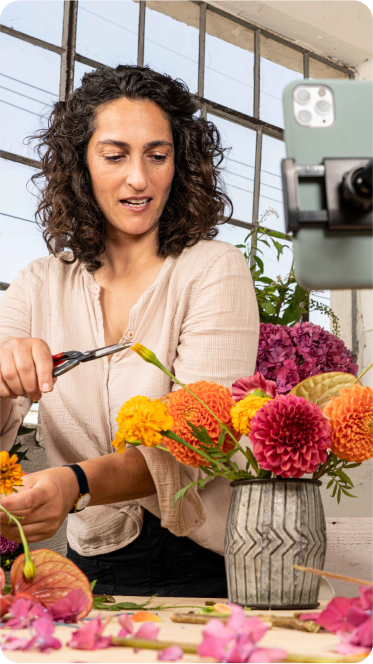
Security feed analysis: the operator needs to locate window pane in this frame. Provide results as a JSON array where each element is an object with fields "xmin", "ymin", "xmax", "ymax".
[
  {"xmin": 0, "ymin": 34, "xmax": 60, "ymax": 159},
  {"xmin": 76, "ymin": 1, "xmax": 139, "ymax": 67},
  {"xmin": 216, "ymin": 222, "xmax": 251, "ymax": 250},
  {"xmin": 145, "ymin": 2, "xmax": 199, "ymax": 93},
  {"xmin": 208, "ymin": 114, "xmax": 256, "ymax": 224},
  {"xmin": 309, "ymin": 59, "xmax": 349, "ymax": 80},
  {"xmin": 0, "ymin": 158, "xmax": 48, "ymax": 285},
  {"xmin": 1, "ymin": 1, "xmax": 64, "ymax": 46},
  {"xmin": 74, "ymin": 61, "xmax": 96, "ymax": 90},
  {"xmin": 260, "ymin": 36, "xmax": 303, "ymax": 128},
  {"xmin": 205, "ymin": 10, "xmax": 254, "ymax": 115},
  {"xmin": 309, "ymin": 291, "xmax": 331, "ymax": 331},
  {"xmin": 258, "ymin": 134, "xmax": 286, "ymax": 232}
]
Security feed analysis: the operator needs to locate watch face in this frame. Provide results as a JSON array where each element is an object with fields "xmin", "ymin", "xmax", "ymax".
[{"xmin": 75, "ymin": 493, "xmax": 91, "ymax": 511}]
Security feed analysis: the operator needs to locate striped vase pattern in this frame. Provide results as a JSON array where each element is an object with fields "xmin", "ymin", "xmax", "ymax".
[{"xmin": 225, "ymin": 479, "xmax": 327, "ymax": 609}]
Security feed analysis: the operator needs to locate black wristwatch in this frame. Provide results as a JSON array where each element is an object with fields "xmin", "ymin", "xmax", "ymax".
[{"xmin": 63, "ymin": 464, "xmax": 91, "ymax": 513}]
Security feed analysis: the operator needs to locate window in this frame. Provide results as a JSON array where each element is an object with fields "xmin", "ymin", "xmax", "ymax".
[{"xmin": 0, "ymin": 0, "xmax": 353, "ymax": 336}]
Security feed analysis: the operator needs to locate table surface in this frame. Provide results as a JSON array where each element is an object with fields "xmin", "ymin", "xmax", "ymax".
[{"xmin": 1, "ymin": 596, "xmax": 369, "ymax": 663}]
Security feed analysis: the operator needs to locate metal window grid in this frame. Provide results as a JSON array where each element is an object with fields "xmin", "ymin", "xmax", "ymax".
[{"xmin": 0, "ymin": 0, "xmax": 355, "ymax": 301}]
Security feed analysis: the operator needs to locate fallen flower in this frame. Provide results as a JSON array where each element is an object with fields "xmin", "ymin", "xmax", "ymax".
[
  {"xmin": 136, "ymin": 623, "xmax": 160, "ymax": 641},
  {"xmin": 333, "ymin": 626, "xmax": 372, "ymax": 656},
  {"xmin": 68, "ymin": 615, "xmax": 112, "ymax": 650},
  {"xmin": 131, "ymin": 610, "xmax": 162, "ymax": 622},
  {"xmin": 49, "ymin": 588, "xmax": 88, "ymax": 623},
  {"xmin": 2, "ymin": 617, "xmax": 61, "ymax": 653},
  {"xmin": 158, "ymin": 645, "xmax": 184, "ymax": 661},
  {"xmin": 118, "ymin": 613, "xmax": 134, "ymax": 637},
  {"xmin": 5, "ymin": 597, "xmax": 49, "ymax": 629},
  {"xmin": 309, "ymin": 596, "xmax": 358, "ymax": 633}
]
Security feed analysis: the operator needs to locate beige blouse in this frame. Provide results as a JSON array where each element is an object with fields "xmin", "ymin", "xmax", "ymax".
[{"xmin": 0, "ymin": 239, "xmax": 259, "ymax": 557}]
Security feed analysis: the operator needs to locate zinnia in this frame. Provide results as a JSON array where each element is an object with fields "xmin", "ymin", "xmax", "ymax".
[
  {"xmin": 164, "ymin": 381, "xmax": 240, "ymax": 468},
  {"xmin": 231, "ymin": 395, "xmax": 272, "ymax": 436},
  {"xmin": 249, "ymin": 394, "xmax": 331, "ymax": 478},
  {"xmin": 0, "ymin": 451, "xmax": 25, "ymax": 495},
  {"xmin": 324, "ymin": 384, "xmax": 373, "ymax": 462},
  {"xmin": 112, "ymin": 396, "xmax": 174, "ymax": 453}
]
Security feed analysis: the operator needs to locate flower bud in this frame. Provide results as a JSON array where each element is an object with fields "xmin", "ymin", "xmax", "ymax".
[
  {"xmin": 23, "ymin": 559, "xmax": 36, "ymax": 581},
  {"xmin": 131, "ymin": 343, "xmax": 157, "ymax": 364}
]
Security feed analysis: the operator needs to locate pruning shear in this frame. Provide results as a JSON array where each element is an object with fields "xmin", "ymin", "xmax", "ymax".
[{"xmin": 52, "ymin": 342, "xmax": 132, "ymax": 378}]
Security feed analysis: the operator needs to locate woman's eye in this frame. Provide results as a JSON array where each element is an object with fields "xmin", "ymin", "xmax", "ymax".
[
  {"xmin": 105, "ymin": 155, "xmax": 123, "ymax": 162},
  {"xmin": 150, "ymin": 155, "xmax": 167, "ymax": 162}
]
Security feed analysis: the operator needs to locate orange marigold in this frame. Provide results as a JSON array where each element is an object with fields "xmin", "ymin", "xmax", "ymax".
[
  {"xmin": 324, "ymin": 384, "xmax": 373, "ymax": 462},
  {"xmin": 0, "ymin": 451, "xmax": 25, "ymax": 495},
  {"xmin": 164, "ymin": 381, "xmax": 241, "ymax": 468}
]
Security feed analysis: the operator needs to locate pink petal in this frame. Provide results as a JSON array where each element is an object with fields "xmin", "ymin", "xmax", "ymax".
[
  {"xmin": 350, "ymin": 618, "xmax": 373, "ymax": 648},
  {"xmin": 346, "ymin": 604, "xmax": 369, "ymax": 627},
  {"xmin": 204, "ymin": 618, "xmax": 233, "ymax": 644},
  {"xmin": 248, "ymin": 647, "xmax": 287, "ymax": 663},
  {"xmin": 198, "ymin": 636, "xmax": 226, "ymax": 660},
  {"xmin": 1, "ymin": 636, "xmax": 30, "ymax": 650},
  {"xmin": 50, "ymin": 588, "xmax": 88, "ymax": 622},
  {"xmin": 136, "ymin": 623, "xmax": 159, "ymax": 640},
  {"xmin": 33, "ymin": 617, "xmax": 55, "ymax": 639},
  {"xmin": 158, "ymin": 645, "xmax": 184, "ymax": 661},
  {"xmin": 226, "ymin": 604, "xmax": 246, "ymax": 632},
  {"xmin": 359, "ymin": 586, "xmax": 373, "ymax": 611},
  {"xmin": 118, "ymin": 613, "xmax": 134, "ymax": 637},
  {"xmin": 299, "ymin": 612, "xmax": 321, "ymax": 621}
]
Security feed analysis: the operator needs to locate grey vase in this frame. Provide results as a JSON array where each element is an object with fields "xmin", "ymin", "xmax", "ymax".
[{"xmin": 225, "ymin": 478, "xmax": 326, "ymax": 609}]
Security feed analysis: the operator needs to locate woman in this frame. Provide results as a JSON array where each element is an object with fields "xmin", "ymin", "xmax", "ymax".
[{"xmin": 0, "ymin": 65, "xmax": 259, "ymax": 597}]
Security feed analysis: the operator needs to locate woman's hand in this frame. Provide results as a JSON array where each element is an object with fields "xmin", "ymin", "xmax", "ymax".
[
  {"xmin": 0, "ymin": 468, "xmax": 79, "ymax": 543},
  {"xmin": 0, "ymin": 337, "xmax": 55, "ymax": 401}
]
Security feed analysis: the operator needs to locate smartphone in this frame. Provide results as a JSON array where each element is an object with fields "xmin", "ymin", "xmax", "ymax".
[{"xmin": 283, "ymin": 79, "xmax": 372, "ymax": 290}]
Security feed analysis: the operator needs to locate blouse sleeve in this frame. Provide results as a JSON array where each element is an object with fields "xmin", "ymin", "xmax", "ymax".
[
  {"xmin": 0, "ymin": 267, "xmax": 34, "ymax": 448},
  {"xmin": 137, "ymin": 246, "xmax": 259, "ymax": 536}
]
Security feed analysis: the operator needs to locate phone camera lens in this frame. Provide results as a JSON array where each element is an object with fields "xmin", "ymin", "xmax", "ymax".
[
  {"xmin": 318, "ymin": 88, "xmax": 326, "ymax": 97},
  {"xmin": 295, "ymin": 88, "xmax": 311, "ymax": 104},
  {"xmin": 316, "ymin": 100, "xmax": 330, "ymax": 114},
  {"xmin": 298, "ymin": 110, "xmax": 312, "ymax": 124}
]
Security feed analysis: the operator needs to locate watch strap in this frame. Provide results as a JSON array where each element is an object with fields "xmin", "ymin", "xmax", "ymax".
[{"xmin": 63, "ymin": 464, "xmax": 89, "ymax": 513}]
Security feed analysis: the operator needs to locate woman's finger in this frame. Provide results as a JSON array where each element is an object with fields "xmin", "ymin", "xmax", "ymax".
[
  {"xmin": 0, "ymin": 374, "xmax": 18, "ymax": 399},
  {"xmin": 0, "ymin": 347, "xmax": 27, "ymax": 397},
  {"xmin": 12, "ymin": 344, "xmax": 41, "ymax": 401},
  {"xmin": 0, "ymin": 521, "xmax": 53, "ymax": 544},
  {"xmin": 31, "ymin": 339, "xmax": 54, "ymax": 394}
]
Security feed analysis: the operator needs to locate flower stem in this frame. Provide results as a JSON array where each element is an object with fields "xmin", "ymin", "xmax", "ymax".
[
  {"xmin": 313, "ymin": 453, "xmax": 333, "ymax": 480},
  {"xmin": 111, "ymin": 636, "xmax": 197, "ymax": 653},
  {"xmin": 0, "ymin": 505, "xmax": 36, "ymax": 580},
  {"xmin": 162, "ymin": 430, "xmax": 233, "ymax": 476},
  {"xmin": 353, "ymin": 361, "xmax": 373, "ymax": 385}
]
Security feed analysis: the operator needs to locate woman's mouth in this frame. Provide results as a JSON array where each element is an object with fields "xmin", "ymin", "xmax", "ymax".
[{"xmin": 120, "ymin": 197, "xmax": 152, "ymax": 211}]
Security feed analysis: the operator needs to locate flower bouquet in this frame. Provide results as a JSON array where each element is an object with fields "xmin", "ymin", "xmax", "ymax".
[{"xmin": 114, "ymin": 343, "xmax": 372, "ymax": 608}]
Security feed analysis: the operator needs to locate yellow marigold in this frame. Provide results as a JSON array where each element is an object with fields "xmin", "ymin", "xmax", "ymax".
[
  {"xmin": 231, "ymin": 395, "xmax": 272, "ymax": 435},
  {"xmin": 324, "ymin": 384, "xmax": 373, "ymax": 462},
  {"xmin": 0, "ymin": 451, "xmax": 25, "ymax": 495},
  {"xmin": 112, "ymin": 396, "xmax": 174, "ymax": 453}
]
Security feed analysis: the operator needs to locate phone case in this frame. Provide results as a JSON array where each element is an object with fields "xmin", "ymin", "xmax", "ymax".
[{"xmin": 283, "ymin": 79, "xmax": 372, "ymax": 290}]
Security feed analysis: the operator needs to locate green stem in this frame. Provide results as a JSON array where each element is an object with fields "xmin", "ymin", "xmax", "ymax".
[
  {"xmin": 111, "ymin": 638, "xmax": 357, "ymax": 663},
  {"xmin": 162, "ymin": 430, "xmax": 233, "ymax": 476},
  {"xmin": 274, "ymin": 256, "xmax": 295, "ymax": 324},
  {"xmin": 0, "ymin": 505, "xmax": 36, "ymax": 580},
  {"xmin": 353, "ymin": 361, "xmax": 373, "ymax": 385},
  {"xmin": 313, "ymin": 452, "xmax": 334, "ymax": 480}
]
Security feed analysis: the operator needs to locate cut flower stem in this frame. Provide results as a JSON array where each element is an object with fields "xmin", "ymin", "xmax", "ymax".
[{"xmin": 0, "ymin": 505, "xmax": 36, "ymax": 580}]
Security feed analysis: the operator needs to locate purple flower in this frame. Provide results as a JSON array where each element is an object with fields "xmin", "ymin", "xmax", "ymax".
[
  {"xmin": 0, "ymin": 534, "xmax": 19, "ymax": 555},
  {"xmin": 49, "ymin": 588, "xmax": 88, "ymax": 623},
  {"xmin": 5, "ymin": 598, "xmax": 49, "ymax": 630},
  {"xmin": 68, "ymin": 615, "xmax": 112, "ymax": 650},
  {"xmin": 232, "ymin": 372, "xmax": 278, "ymax": 402},
  {"xmin": 2, "ymin": 618, "xmax": 61, "ymax": 652},
  {"xmin": 256, "ymin": 322, "xmax": 358, "ymax": 393}
]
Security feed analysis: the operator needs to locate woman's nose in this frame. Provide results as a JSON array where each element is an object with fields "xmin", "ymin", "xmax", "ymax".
[{"xmin": 125, "ymin": 156, "xmax": 149, "ymax": 191}]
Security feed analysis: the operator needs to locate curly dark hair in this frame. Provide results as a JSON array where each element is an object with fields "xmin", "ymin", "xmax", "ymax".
[{"xmin": 31, "ymin": 64, "xmax": 233, "ymax": 272}]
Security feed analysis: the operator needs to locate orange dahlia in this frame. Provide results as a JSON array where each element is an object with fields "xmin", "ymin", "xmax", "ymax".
[
  {"xmin": 164, "ymin": 381, "xmax": 240, "ymax": 468},
  {"xmin": 324, "ymin": 384, "xmax": 373, "ymax": 462},
  {"xmin": 0, "ymin": 451, "xmax": 25, "ymax": 495}
]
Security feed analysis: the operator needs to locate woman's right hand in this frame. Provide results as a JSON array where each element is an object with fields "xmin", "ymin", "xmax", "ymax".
[{"xmin": 0, "ymin": 338, "xmax": 55, "ymax": 401}]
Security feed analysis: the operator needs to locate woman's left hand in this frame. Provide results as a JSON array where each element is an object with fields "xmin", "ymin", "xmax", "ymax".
[{"xmin": 0, "ymin": 467, "xmax": 80, "ymax": 543}]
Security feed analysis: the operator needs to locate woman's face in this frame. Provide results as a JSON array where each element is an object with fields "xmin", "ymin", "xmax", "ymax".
[{"xmin": 86, "ymin": 98, "xmax": 175, "ymax": 240}]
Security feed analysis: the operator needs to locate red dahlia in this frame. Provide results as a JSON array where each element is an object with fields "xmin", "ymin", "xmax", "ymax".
[{"xmin": 249, "ymin": 393, "xmax": 331, "ymax": 478}]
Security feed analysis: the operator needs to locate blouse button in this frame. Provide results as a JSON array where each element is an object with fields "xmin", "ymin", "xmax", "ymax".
[{"xmin": 127, "ymin": 331, "xmax": 133, "ymax": 338}]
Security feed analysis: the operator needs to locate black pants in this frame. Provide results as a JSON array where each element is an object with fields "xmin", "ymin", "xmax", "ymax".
[{"xmin": 67, "ymin": 510, "xmax": 228, "ymax": 598}]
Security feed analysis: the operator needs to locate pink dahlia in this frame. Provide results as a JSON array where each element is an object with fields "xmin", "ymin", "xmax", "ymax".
[
  {"xmin": 232, "ymin": 372, "xmax": 278, "ymax": 402},
  {"xmin": 249, "ymin": 393, "xmax": 331, "ymax": 478}
]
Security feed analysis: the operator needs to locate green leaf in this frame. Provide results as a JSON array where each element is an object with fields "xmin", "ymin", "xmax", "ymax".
[
  {"xmin": 17, "ymin": 425, "xmax": 37, "ymax": 436},
  {"xmin": 90, "ymin": 579, "xmax": 97, "ymax": 592},
  {"xmin": 290, "ymin": 372, "xmax": 359, "ymax": 411},
  {"xmin": 326, "ymin": 479, "xmax": 334, "ymax": 489},
  {"xmin": 185, "ymin": 421, "xmax": 213, "ymax": 446},
  {"xmin": 254, "ymin": 255, "xmax": 264, "ymax": 274},
  {"xmin": 174, "ymin": 478, "xmax": 207, "ymax": 505},
  {"xmin": 340, "ymin": 488, "xmax": 357, "ymax": 498},
  {"xmin": 337, "ymin": 487, "xmax": 341, "ymax": 504},
  {"xmin": 335, "ymin": 470, "xmax": 353, "ymax": 486},
  {"xmin": 332, "ymin": 483, "xmax": 337, "ymax": 498},
  {"xmin": 262, "ymin": 301, "xmax": 277, "ymax": 315}
]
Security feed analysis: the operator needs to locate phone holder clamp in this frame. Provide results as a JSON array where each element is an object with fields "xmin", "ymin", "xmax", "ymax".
[{"xmin": 281, "ymin": 157, "xmax": 372, "ymax": 234}]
